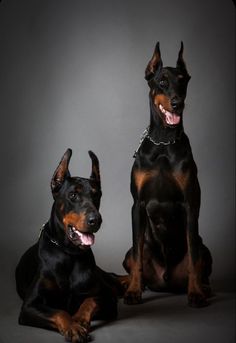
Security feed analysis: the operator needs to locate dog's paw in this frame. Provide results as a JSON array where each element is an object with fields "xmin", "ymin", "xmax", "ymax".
[
  {"xmin": 63, "ymin": 321, "xmax": 91, "ymax": 343},
  {"xmin": 118, "ymin": 275, "xmax": 130, "ymax": 290},
  {"xmin": 124, "ymin": 290, "xmax": 142, "ymax": 305},
  {"xmin": 188, "ymin": 292, "xmax": 209, "ymax": 308},
  {"xmin": 202, "ymin": 284, "xmax": 213, "ymax": 298}
]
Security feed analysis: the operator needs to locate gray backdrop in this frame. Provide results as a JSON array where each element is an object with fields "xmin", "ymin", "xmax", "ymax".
[{"xmin": 0, "ymin": 0, "xmax": 235, "ymax": 301}]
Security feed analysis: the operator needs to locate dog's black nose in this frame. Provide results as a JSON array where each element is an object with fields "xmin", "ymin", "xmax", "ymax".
[
  {"xmin": 171, "ymin": 97, "xmax": 182, "ymax": 110},
  {"xmin": 87, "ymin": 214, "xmax": 97, "ymax": 226},
  {"xmin": 87, "ymin": 213, "xmax": 102, "ymax": 229}
]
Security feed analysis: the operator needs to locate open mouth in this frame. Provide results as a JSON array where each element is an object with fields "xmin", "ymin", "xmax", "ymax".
[
  {"xmin": 67, "ymin": 225, "xmax": 95, "ymax": 247},
  {"xmin": 159, "ymin": 104, "xmax": 181, "ymax": 126}
]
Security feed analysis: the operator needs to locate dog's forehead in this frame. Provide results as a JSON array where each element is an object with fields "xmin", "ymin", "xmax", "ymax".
[
  {"xmin": 67, "ymin": 177, "xmax": 92, "ymax": 190},
  {"xmin": 161, "ymin": 67, "xmax": 182, "ymax": 78}
]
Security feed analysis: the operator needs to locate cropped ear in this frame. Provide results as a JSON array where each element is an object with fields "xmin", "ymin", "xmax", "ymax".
[
  {"xmin": 51, "ymin": 149, "xmax": 72, "ymax": 195},
  {"xmin": 145, "ymin": 42, "xmax": 163, "ymax": 81},
  {"xmin": 88, "ymin": 151, "xmax": 101, "ymax": 188},
  {"xmin": 176, "ymin": 41, "xmax": 188, "ymax": 73}
]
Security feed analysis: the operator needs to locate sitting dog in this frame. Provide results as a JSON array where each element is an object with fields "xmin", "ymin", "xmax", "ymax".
[
  {"xmin": 123, "ymin": 42, "xmax": 212, "ymax": 307},
  {"xmin": 16, "ymin": 149, "xmax": 122, "ymax": 343}
]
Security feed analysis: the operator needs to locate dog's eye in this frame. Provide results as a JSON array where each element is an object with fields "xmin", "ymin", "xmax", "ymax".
[
  {"xmin": 69, "ymin": 192, "xmax": 79, "ymax": 201},
  {"xmin": 159, "ymin": 79, "xmax": 168, "ymax": 88},
  {"xmin": 178, "ymin": 76, "xmax": 185, "ymax": 83}
]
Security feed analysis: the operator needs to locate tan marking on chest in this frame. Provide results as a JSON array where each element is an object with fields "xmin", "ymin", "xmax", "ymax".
[
  {"xmin": 134, "ymin": 170, "xmax": 157, "ymax": 193},
  {"xmin": 173, "ymin": 171, "xmax": 190, "ymax": 191}
]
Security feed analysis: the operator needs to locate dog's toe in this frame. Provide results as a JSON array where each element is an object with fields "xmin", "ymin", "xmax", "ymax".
[
  {"xmin": 188, "ymin": 292, "xmax": 209, "ymax": 308},
  {"xmin": 124, "ymin": 291, "xmax": 142, "ymax": 305}
]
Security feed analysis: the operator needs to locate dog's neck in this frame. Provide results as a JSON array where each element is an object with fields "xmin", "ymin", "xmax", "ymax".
[
  {"xmin": 43, "ymin": 214, "xmax": 90, "ymax": 256},
  {"xmin": 149, "ymin": 97, "xmax": 183, "ymax": 144}
]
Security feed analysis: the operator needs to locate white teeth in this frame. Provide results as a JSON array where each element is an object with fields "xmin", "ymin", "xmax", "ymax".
[
  {"xmin": 71, "ymin": 226, "xmax": 81, "ymax": 237},
  {"xmin": 159, "ymin": 104, "xmax": 166, "ymax": 114},
  {"xmin": 158, "ymin": 104, "xmax": 180, "ymax": 125}
]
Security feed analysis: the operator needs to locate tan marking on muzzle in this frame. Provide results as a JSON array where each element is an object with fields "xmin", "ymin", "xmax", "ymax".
[
  {"xmin": 153, "ymin": 94, "xmax": 172, "ymax": 112},
  {"xmin": 63, "ymin": 212, "xmax": 87, "ymax": 232}
]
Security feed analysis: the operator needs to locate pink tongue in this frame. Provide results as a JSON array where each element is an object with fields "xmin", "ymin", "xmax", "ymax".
[
  {"xmin": 78, "ymin": 232, "xmax": 95, "ymax": 246},
  {"xmin": 165, "ymin": 111, "xmax": 180, "ymax": 125},
  {"xmin": 172, "ymin": 113, "xmax": 180, "ymax": 125}
]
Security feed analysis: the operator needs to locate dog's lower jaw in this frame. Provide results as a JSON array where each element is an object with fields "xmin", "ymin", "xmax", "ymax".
[{"xmin": 67, "ymin": 226, "xmax": 95, "ymax": 247}]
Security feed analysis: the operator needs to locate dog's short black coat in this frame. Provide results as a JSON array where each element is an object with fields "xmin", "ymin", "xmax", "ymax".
[
  {"xmin": 123, "ymin": 42, "xmax": 212, "ymax": 307},
  {"xmin": 15, "ymin": 149, "xmax": 123, "ymax": 343}
]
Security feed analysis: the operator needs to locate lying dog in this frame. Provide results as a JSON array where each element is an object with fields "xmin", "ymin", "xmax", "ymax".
[
  {"xmin": 123, "ymin": 42, "xmax": 212, "ymax": 307},
  {"xmin": 16, "ymin": 149, "xmax": 121, "ymax": 343}
]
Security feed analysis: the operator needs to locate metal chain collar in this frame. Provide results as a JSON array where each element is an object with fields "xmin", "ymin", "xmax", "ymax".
[
  {"xmin": 133, "ymin": 126, "xmax": 180, "ymax": 158},
  {"xmin": 39, "ymin": 223, "xmax": 60, "ymax": 247}
]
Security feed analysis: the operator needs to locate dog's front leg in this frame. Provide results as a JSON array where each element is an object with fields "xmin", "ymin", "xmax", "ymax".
[
  {"xmin": 19, "ymin": 277, "xmax": 90, "ymax": 343},
  {"xmin": 19, "ymin": 300, "xmax": 88, "ymax": 343},
  {"xmin": 72, "ymin": 297, "xmax": 99, "ymax": 339},
  {"xmin": 186, "ymin": 204, "xmax": 209, "ymax": 307},
  {"xmin": 124, "ymin": 201, "xmax": 146, "ymax": 305}
]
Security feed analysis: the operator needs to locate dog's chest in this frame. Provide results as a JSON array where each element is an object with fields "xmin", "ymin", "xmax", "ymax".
[
  {"xmin": 69, "ymin": 262, "xmax": 96, "ymax": 293},
  {"xmin": 134, "ymin": 156, "xmax": 189, "ymax": 201},
  {"xmin": 46, "ymin": 252, "xmax": 97, "ymax": 294}
]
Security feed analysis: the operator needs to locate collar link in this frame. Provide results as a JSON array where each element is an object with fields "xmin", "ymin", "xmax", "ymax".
[{"xmin": 133, "ymin": 126, "xmax": 182, "ymax": 158}]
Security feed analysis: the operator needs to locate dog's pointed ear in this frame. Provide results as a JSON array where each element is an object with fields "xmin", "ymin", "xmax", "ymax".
[
  {"xmin": 145, "ymin": 42, "xmax": 163, "ymax": 81},
  {"xmin": 51, "ymin": 149, "xmax": 72, "ymax": 195},
  {"xmin": 88, "ymin": 151, "xmax": 101, "ymax": 188},
  {"xmin": 176, "ymin": 41, "xmax": 188, "ymax": 72}
]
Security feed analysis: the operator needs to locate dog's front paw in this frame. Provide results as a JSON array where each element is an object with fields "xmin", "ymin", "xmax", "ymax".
[
  {"xmin": 202, "ymin": 284, "xmax": 213, "ymax": 298},
  {"xmin": 188, "ymin": 292, "xmax": 209, "ymax": 308},
  {"xmin": 63, "ymin": 321, "xmax": 91, "ymax": 343},
  {"xmin": 124, "ymin": 290, "xmax": 142, "ymax": 305}
]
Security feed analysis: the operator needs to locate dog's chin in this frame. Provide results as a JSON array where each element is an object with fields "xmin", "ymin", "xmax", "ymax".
[
  {"xmin": 67, "ymin": 225, "xmax": 95, "ymax": 248},
  {"xmin": 158, "ymin": 104, "xmax": 182, "ymax": 128}
]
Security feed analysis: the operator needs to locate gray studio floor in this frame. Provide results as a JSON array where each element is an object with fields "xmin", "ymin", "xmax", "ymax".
[{"xmin": 0, "ymin": 285, "xmax": 235, "ymax": 343}]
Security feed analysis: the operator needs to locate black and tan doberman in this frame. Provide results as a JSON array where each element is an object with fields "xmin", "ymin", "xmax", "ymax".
[
  {"xmin": 123, "ymin": 42, "xmax": 212, "ymax": 307},
  {"xmin": 16, "ymin": 149, "xmax": 123, "ymax": 343}
]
